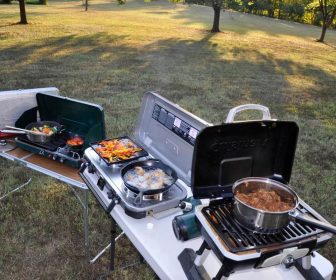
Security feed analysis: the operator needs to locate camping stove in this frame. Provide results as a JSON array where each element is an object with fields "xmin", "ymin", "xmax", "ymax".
[
  {"xmin": 80, "ymin": 148, "xmax": 188, "ymax": 219},
  {"xmin": 178, "ymin": 104, "xmax": 334, "ymax": 280},
  {"xmin": 177, "ymin": 198, "xmax": 333, "ymax": 279},
  {"xmin": 13, "ymin": 92, "xmax": 105, "ymax": 168},
  {"xmin": 16, "ymin": 133, "xmax": 84, "ymax": 168},
  {"xmin": 80, "ymin": 92, "xmax": 210, "ymax": 219}
]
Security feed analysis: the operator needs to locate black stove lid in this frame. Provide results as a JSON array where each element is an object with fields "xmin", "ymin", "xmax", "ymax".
[{"xmin": 191, "ymin": 120, "xmax": 299, "ymax": 199}]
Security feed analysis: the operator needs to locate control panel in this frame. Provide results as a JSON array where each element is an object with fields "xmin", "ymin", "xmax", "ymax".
[{"xmin": 152, "ymin": 104, "xmax": 199, "ymax": 145}]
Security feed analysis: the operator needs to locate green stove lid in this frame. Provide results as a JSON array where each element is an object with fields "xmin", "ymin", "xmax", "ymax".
[{"xmin": 36, "ymin": 93, "xmax": 106, "ymax": 147}]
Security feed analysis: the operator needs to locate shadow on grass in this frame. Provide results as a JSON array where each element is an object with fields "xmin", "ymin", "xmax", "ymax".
[
  {"xmin": 0, "ymin": 31, "xmax": 335, "ymax": 278},
  {"xmin": 77, "ymin": 0, "xmax": 336, "ymax": 44}
]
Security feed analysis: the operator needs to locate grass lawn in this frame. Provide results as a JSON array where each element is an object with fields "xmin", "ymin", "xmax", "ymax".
[{"xmin": 0, "ymin": 0, "xmax": 335, "ymax": 278}]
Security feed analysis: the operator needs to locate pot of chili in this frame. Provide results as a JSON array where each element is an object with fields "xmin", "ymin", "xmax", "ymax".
[{"xmin": 232, "ymin": 177, "xmax": 336, "ymax": 234}]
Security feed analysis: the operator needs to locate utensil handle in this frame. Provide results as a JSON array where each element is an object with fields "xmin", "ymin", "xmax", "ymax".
[
  {"xmin": 225, "ymin": 104, "xmax": 272, "ymax": 123},
  {"xmin": 5, "ymin": 125, "xmax": 31, "ymax": 133},
  {"xmin": 1, "ymin": 130, "xmax": 26, "ymax": 134},
  {"xmin": 289, "ymin": 211, "xmax": 336, "ymax": 234},
  {"xmin": 6, "ymin": 125, "xmax": 44, "ymax": 135}
]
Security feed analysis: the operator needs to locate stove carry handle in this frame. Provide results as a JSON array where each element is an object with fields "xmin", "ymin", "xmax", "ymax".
[{"xmin": 225, "ymin": 104, "xmax": 272, "ymax": 123}]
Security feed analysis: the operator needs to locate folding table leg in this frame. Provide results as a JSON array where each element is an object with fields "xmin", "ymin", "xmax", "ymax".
[
  {"xmin": 0, "ymin": 178, "xmax": 32, "ymax": 201},
  {"xmin": 83, "ymin": 189, "xmax": 90, "ymax": 257},
  {"xmin": 110, "ymin": 218, "xmax": 117, "ymax": 270}
]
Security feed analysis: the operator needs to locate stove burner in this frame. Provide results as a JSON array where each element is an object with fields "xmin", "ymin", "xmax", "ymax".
[
  {"xmin": 57, "ymin": 145, "xmax": 81, "ymax": 160},
  {"xmin": 123, "ymin": 185, "xmax": 164, "ymax": 202}
]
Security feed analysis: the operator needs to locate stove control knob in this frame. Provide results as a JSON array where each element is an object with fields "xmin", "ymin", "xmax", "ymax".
[
  {"xmin": 53, "ymin": 155, "xmax": 57, "ymax": 161},
  {"xmin": 107, "ymin": 190, "xmax": 114, "ymax": 199},
  {"xmin": 87, "ymin": 163, "xmax": 96, "ymax": 174},
  {"xmin": 97, "ymin": 177, "xmax": 106, "ymax": 190},
  {"xmin": 282, "ymin": 254, "xmax": 295, "ymax": 269},
  {"xmin": 59, "ymin": 157, "xmax": 64, "ymax": 163}
]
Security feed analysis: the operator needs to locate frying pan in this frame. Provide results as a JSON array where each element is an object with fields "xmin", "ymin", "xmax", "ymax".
[
  {"xmin": 232, "ymin": 177, "xmax": 336, "ymax": 234},
  {"xmin": 66, "ymin": 134, "xmax": 85, "ymax": 150},
  {"xmin": 24, "ymin": 121, "xmax": 62, "ymax": 143},
  {"xmin": 121, "ymin": 159, "xmax": 177, "ymax": 204}
]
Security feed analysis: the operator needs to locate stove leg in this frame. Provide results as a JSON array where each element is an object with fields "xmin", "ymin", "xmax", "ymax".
[
  {"xmin": 196, "ymin": 241, "xmax": 210, "ymax": 256},
  {"xmin": 213, "ymin": 265, "xmax": 229, "ymax": 280},
  {"xmin": 110, "ymin": 218, "xmax": 116, "ymax": 271}
]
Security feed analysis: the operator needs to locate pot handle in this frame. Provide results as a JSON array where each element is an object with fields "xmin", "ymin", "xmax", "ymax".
[
  {"xmin": 289, "ymin": 211, "xmax": 336, "ymax": 234},
  {"xmin": 134, "ymin": 190, "xmax": 144, "ymax": 205},
  {"xmin": 225, "ymin": 104, "xmax": 272, "ymax": 123}
]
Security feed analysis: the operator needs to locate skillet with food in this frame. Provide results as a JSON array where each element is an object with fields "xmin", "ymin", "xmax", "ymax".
[{"xmin": 121, "ymin": 159, "xmax": 178, "ymax": 196}]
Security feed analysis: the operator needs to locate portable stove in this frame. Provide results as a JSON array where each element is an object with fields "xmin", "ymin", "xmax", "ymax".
[
  {"xmin": 80, "ymin": 92, "xmax": 210, "ymax": 218},
  {"xmin": 178, "ymin": 104, "xmax": 334, "ymax": 280},
  {"xmin": 13, "ymin": 93, "xmax": 105, "ymax": 168}
]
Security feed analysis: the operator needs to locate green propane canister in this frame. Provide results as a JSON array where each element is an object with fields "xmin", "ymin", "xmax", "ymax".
[{"xmin": 172, "ymin": 197, "xmax": 202, "ymax": 241}]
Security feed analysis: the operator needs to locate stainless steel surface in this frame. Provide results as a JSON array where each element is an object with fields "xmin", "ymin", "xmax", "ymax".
[
  {"xmin": 6, "ymin": 124, "xmax": 54, "ymax": 143},
  {"xmin": 0, "ymin": 139, "xmax": 16, "ymax": 152},
  {"xmin": 83, "ymin": 148, "xmax": 187, "ymax": 215},
  {"xmin": 133, "ymin": 92, "xmax": 210, "ymax": 185},
  {"xmin": 232, "ymin": 177, "xmax": 298, "ymax": 232},
  {"xmin": 225, "ymin": 104, "xmax": 272, "ymax": 123},
  {"xmin": 233, "ymin": 177, "xmax": 336, "ymax": 234}
]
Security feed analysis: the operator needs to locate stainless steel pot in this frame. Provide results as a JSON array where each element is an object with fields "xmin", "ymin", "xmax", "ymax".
[
  {"xmin": 232, "ymin": 177, "xmax": 336, "ymax": 234},
  {"xmin": 25, "ymin": 121, "xmax": 62, "ymax": 143}
]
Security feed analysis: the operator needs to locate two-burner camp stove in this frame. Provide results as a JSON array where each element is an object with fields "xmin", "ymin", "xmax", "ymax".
[
  {"xmin": 80, "ymin": 92, "xmax": 210, "ymax": 218},
  {"xmin": 14, "ymin": 93, "xmax": 106, "ymax": 168}
]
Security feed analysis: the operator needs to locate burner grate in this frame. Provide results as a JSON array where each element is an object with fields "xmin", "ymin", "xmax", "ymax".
[
  {"xmin": 17, "ymin": 134, "xmax": 67, "ymax": 151},
  {"xmin": 202, "ymin": 201, "xmax": 323, "ymax": 253}
]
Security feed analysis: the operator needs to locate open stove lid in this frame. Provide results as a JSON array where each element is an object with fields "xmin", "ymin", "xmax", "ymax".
[
  {"xmin": 16, "ymin": 93, "xmax": 106, "ymax": 149},
  {"xmin": 191, "ymin": 105, "xmax": 299, "ymax": 199},
  {"xmin": 132, "ymin": 92, "xmax": 210, "ymax": 186}
]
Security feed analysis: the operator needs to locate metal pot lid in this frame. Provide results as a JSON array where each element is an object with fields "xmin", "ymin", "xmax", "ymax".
[
  {"xmin": 191, "ymin": 120, "xmax": 299, "ymax": 199},
  {"xmin": 0, "ymin": 139, "xmax": 17, "ymax": 152}
]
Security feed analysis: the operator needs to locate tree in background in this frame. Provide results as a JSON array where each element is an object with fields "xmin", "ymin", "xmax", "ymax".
[
  {"xmin": 211, "ymin": 0, "xmax": 224, "ymax": 32},
  {"xmin": 308, "ymin": 0, "xmax": 336, "ymax": 42},
  {"xmin": 18, "ymin": 0, "xmax": 28, "ymax": 24}
]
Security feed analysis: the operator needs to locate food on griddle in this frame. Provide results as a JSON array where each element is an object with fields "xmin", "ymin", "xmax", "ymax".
[
  {"xmin": 95, "ymin": 138, "xmax": 142, "ymax": 163},
  {"xmin": 125, "ymin": 166, "xmax": 174, "ymax": 190},
  {"xmin": 67, "ymin": 136, "xmax": 84, "ymax": 146},
  {"xmin": 236, "ymin": 188, "xmax": 295, "ymax": 212},
  {"xmin": 30, "ymin": 125, "xmax": 57, "ymax": 136}
]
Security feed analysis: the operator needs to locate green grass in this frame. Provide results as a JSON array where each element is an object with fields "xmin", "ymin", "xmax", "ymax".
[{"xmin": 0, "ymin": 0, "xmax": 335, "ymax": 278}]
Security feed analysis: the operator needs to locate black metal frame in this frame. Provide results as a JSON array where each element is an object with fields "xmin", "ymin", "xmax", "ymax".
[{"xmin": 201, "ymin": 199, "xmax": 324, "ymax": 254}]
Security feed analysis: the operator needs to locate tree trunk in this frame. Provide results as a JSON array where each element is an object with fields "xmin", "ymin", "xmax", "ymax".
[
  {"xmin": 317, "ymin": 24, "xmax": 327, "ymax": 42},
  {"xmin": 211, "ymin": 5, "xmax": 221, "ymax": 32},
  {"xmin": 18, "ymin": 0, "xmax": 28, "ymax": 24}
]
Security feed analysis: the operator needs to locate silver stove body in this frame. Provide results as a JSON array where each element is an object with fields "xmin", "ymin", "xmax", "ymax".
[
  {"xmin": 80, "ymin": 92, "xmax": 210, "ymax": 218},
  {"xmin": 82, "ymin": 148, "xmax": 189, "ymax": 218}
]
